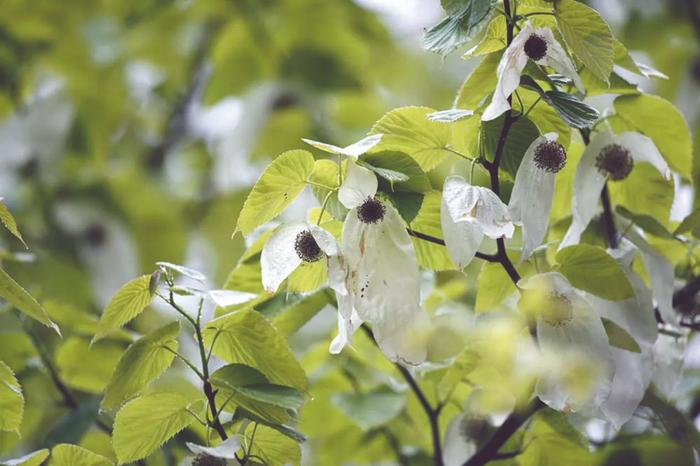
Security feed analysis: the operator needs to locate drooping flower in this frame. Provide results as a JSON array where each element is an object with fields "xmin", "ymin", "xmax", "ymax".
[
  {"xmin": 302, "ymin": 134, "xmax": 382, "ymax": 158},
  {"xmin": 518, "ymin": 272, "xmax": 613, "ymax": 413},
  {"xmin": 441, "ymin": 176, "xmax": 514, "ymax": 268},
  {"xmin": 329, "ymin": 162, "xmax": 429, "ymax": 364},
  {"xmin": 561, "ymin": 131, "xmax": 670, "ymax": 249},
  {"xmin": 260, "ymin": 221, "xmax": 338, "ymax": 293},
  {"xmin": 482, "ymin": 22, "xmax": 584, "ymax": 121},
  {"xmin": 184, "ymin": 436, "xmax": 241, "ymax": 466},
  {"xmin": 509, "ymin": 133, "xmax": 566, "ymax": 261}
]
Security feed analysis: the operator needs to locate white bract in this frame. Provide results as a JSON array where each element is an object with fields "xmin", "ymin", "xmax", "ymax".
[
  {"xmin": 260, "ymin": 221, "xmax": 338, "ymax": 293},
  {"xmin": 441, "ymin": 176, "xmax": 514, "ymax": 268},
  {"xmin": 519, "ymin": 272, "xmax": 613, "ymax": 413},
  {"xmin": 508, "ymin": 133, "xmax": 565, "ymax": 261},
  {"xmin": 301, "ymin": 134, "xmax": 382, "ymax": 158},
  {"xmin": 482, "ymin": 22, "xmax": 584, "ymax": 121},
  {"xmin": 561, "ymin": 130, "xmax": 670, "ymax": 249},
  {"xmin": 329, "ymin": 161, "xmax": 429, "ymax": 364},
  {"xmin": 183, "ymin": 435, "xmax": 241, "ymax": 465}
]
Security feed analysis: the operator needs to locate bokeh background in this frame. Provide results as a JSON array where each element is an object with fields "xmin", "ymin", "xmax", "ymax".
[{"xmin": 0, "ymin": 0, "xmax": 698, "ymax": 464}]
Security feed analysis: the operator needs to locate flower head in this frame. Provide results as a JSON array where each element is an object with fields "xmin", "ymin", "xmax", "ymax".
[
  {"xmin": 561, "ymin": 131, "xmax": 670, "ymax": 249},
  {"xmin": 441, "ymin": 176, "xmax": 514, "ymax": 268},
  {"xmin": 261, "ymin": 221, "xmax": 338, "ymax": 293},
  {"xmin": 509, "ymin": 133, "xmax": 565, "ymax": 261},
  {"xmin": 483, "ymin": 22, "xmax": 585, "ymax": 121}
]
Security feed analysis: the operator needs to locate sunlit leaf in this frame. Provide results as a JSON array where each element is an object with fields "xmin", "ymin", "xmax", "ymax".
[{"xmin": 92, "ymin": 275, "xmax": 154, "ymax": 344}]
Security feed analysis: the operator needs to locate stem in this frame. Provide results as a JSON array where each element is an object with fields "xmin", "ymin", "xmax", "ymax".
[
  {"xmin": 160, "ymin": 345, "xmax": 205, "ymax": 381},
  {"xmin": 360, "ymin": 325, "xmax": 444, "ymax": 466},
  {"xmin": 405, "ymin": 228, "xmax": 499, "ymax": 263},
  {"xmin": 461, "ymin": 399, "xmax": 545, "ymax": 466}
]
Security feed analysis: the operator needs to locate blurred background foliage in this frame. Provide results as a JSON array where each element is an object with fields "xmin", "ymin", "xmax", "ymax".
[{"xmin": 0, "ymin": 0, "xmax": 698, "ymax": 465}]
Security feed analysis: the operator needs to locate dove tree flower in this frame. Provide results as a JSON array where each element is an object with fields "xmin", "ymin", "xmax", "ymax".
[
  {"xmin": 302, "ymin": 134, "xmax": 382, "ymax": 158},
  {"xmin": 441, "ymin": 176, "xmax": 514, "ymax": 268},
  {"xmin": 260, "ymin": 221, "xmax": 338, "ymax": 293},
  {"xmin": 508, "ymin": 133, "xmax": 567, "ymax": 261},
  {"xmin": 482, "ymin": 22, "xmax": 585, "ymax": 121},
  {"xmin": 329, "ymin": 161, "xmax": 429, "ymax": 364},
  {"xmin": 561, "ymin": 131, "xmax": 671, "ymax": 249}
]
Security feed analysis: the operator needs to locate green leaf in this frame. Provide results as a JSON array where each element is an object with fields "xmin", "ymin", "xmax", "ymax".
[
  {"xmin": 92, "ymin": 275, "xmax": 154, "ymax": 344},
  {"xmin": 0, "ymin": 360, "xmax": 23, "ymax": 432},
  {"xmin": 383, "ymin": 191, "xmax": 424, "ymax": 223},
  {"xmin": 608, "ymin": 163, "xmax": 674, "ymax": 229},
  {"xmin": 476, "ymin": 260, "xmax": 518, "ymax": 312},
  {"xmin": 519, "ymin": 409, "xmax": 592, "ymax": 466},
  {"xmin": 113, "ymin": 393, "xmax": 199, "ymax": 464},
  {"xmin": 235, "ymin": 149, "xmax": 315, "ymax": 236},
  {"xmin": 674, "ymin": 208, "xmax": 700, "ymax": 237},
  {"xmin": 360, "ymin": 151, "xmax": 431, "ymax": 193},
  {"xmin": 211, "ymin": 364, "xmax": 305, "ymax": 425},
  {"xmin": 554, "ymin": 0, "xmax": 614, "ymax": 83},
  {"xmin": 408, "ymin": 191, "xmax": 455, "ymax": 271},
  {"xmin": 0, "ymin": 267, "xmax": 60, "ymax": 334},
  {"xmin": 614, "ymin": 94, "xmax": 692, "ymax": 179},
  {"xmin": 45, "ymin": 398, "xmax": 101, "ymax": 447},
  {"xmin": 595, "ymin": 436, "xmax": 694, "ymax": 466},
  {"xmin": 520, "ymin": 76, "xmax": 599, "ymax": 129},
  {"xmin": 601, "ymin": 317, "xmax": 641, "ymax": 353},
  {"xmin": 0, "ymin": 199, "xmax": 26, "ymax": 248},
  {"xmin": 424, "ymin": 0, "xmax": 496, "ymax": 56},
  {"xmin": 102, "ymin": 322, "xmax": 181, "ymax": 411},
  {"xmin": 55, "ymin": 337, "xmax": 123, "ymax": 394},
  {"xmin": 455, "ymin": 52, "xmax": 501, "ymax": 109},
  {"xmin": 516, "ymin": 89, "xmax": 571, "ymax": 150},
  {"xmin": 463, "ymin": 15, "xmax": 507, "ymax": 57},
  {"xmin": 309, "ymin": 159, "xmax": 346, "ymax": 221},
  {"xmin": 204, "ymin": 310, "xmax": 308, "ymax": 390},
  {"xmin": 0, "ymin": 449, "xmax": 50, "ymax": 466},
  {"xmin": 641, "ymin": 389, "xmax": 700, "ymax": 453},
  {"xmin": 245, "ymin": 424, "xmax": 301, "ymax": 466},
  {"xmin": 481, "ymin": 114, "xmax": 540, "ymax": 178},
  {"xmin": 615, "ymin": 206, "xmax": 675, "ymax": 240},
  {"xmin": 556, "ymin": 245, "xmax": 634, "ymax": 300},
  {"xmin": 331, "ymin": 389, "xmax": 406, "ymax": 431},
  {"xmin": 48, "ymin": 444, "xmax": 113, "ymax": 466},
  {"xmin": 272, "ymin": 289, "xmax": 334, "ymax": 337},
  {"xmin": 369, "ymin": 106, "xmax": 459, "ymax": 171}
]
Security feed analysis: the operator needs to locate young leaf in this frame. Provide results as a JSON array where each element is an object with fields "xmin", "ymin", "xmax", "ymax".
[
  {"xmin": 48, "ymin": 444, "xmax": 113, "ymax": 466},
  {"xmin": 369, "ymin": 106, "xmax": 457, "ymax": 171},
  {"xmin": 556, "ymin": 245, "xmax": 634, "ymax": 300},
  {"xmin": 0, "ymin": 360, "xmax": 23, "ymax": 433},
  {"xmin": 615, "ymin": 206, "xmax": 675, "ymax": 240},
  {"xmin": 481, "ymin": 114, "xmax": 540, "ymax": 178},
  {"xmin": 0, "ymin": 199, "xmax": 27, "ymax": 248},
  {"xmin": 555, "ymin": 0, "xmax": 614, "ymax": 83},
  {"xmin": 204, "ymin": 310, "xmax": 308, "ymax": 390},
  {"xmin": 601, "ymin": 318, "xmax": 641, "ymax": 353},
  {"xmin": 614, "ymin": 94, "xmax": 692, "ymax": 179},
  {"xmin": 520, "ymin": 76, "xmax": 599, "ymax": 129},
  {"xmin": 0, "ymin": 449, "xmax": 50, "ymax": 466},
  {"xmin": 101, "ymin": 322, "xmax": 181, "ymax": 411},
  {"xmin": 309, "ymin": 159, "xmax": 346, "ymax": 221},
  {"xmin": 235, "ymin": 149, "xmax": 315, "ymax": 237},
  {"xmin": 424, "ymin": 0, "xmax": 496, "ymax": 56},
  {"xmin": 330, "ymin": 390, "xmax": 405, "ymax": 431},
  {"xmin": 244, "ymin": 424, "xmax": 302, "ymax": 466},
  {"xmin": 0, "ymin": 267, "xmax": 60, "ymax": 334},
  {"xmin": 155, "ymin": 261, "xmax": 206, "ymax": 282},
  {"xmin": 113, "ymin": 393, "xmax": 199, "ymax": 464},
  {"xmin": 455, "ymin": 52, "xmax": 501, "ymax": 109},
  {"xmin": 92, "ymin": 275, "xmax": 154, "ymax": 344},
  {"xmin": 359, "ymin": 151, "xmax": 431, "ymax": 193}
]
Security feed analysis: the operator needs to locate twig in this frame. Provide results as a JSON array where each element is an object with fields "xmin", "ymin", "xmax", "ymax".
[{"xmin": 406, "ymin": 228, "xmax": 499, "ymax": 262}]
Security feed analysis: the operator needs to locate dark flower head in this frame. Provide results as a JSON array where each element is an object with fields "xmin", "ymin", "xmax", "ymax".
[
  {"xmin": 533, "ymin": 140, "xmax": 567, "ymax": 173},
  {"xmin": 596, "ymin": 144, "xmax": 634, "ymax": 181},
  {"xmin": 294, "ymin": 230, "xmax": 323, "ymax": 262},
  {"xmin": 192, "ymin": 454, "xmax": 226, "ymax": 466},
  {"xmin": 524, "ymin": 34, "xmax": 548, "ymax": 61},
  {"xmin": 357, "ymin": 197, "xmax": 386, "ymax": 224}
]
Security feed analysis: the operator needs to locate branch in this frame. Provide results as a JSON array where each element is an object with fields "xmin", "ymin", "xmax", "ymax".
[
  {"xmin": 461, "ymin": 399, "xmax": 545, "ymax": 466},
  {"xmin": 360, "ymin": 325, "xmax": 444, "ymax": 466},
  {"xmin": 406, "ymin": 228, "xmax": 499, "ymax": 262}
]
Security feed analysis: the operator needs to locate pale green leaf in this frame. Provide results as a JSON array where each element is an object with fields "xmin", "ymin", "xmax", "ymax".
[
  {"xmin": 0, "ymin": 199, "xmax": 26, "ymax": 248},
  {"xmin": 674, "ymin": 208, "xmax": 700, "ymax": 237},
  {"xmin": 601, "ymin": 317, "xmax": 641, "ymax": 353},
  {"xmin": 556, "ymin": 245, "xmax": 634, "ymax": 300},
  {"xmin": 245, "ymin": 424, "xmax": 301, "ymax": 466},
  {"xmin": 615, "ymin": 206, "xmax": 675, "ymax": 240},
  {"xmin": 408, "ymin": 191, "xmax": 455, "ymax": 271},
  {"xmin": 555, "ymin": 0, "xmax": 614, "ymax": 82},
  {"xmin": 520, "ymin": 409, "xmax": 592, "ymax": 466},
  {"xmin": 113, "ymin": 393, "xmax": 198, "ymax": 464},
  {"xmin": 55, "ymin": 337, "xmax": 123, "ymax": 394},
  {"xmin": 0, "ymin": 267, "xmax": 60, "ymax": 334},
  {"xmin": 614, "ymin": 94, "xmax": 692, "ymax": 179},
  {"xmin": 101, "ymin": 322, "xmax": 181, "ymax": 411},
  {"xmin": 204, "ymin": 310, "xmax": 308, "ymax": 390},
  {"xmin": 309, "ymin": 159, "xmax": 346, "ymax": 221},
  {"xmin": 455, "ymin": 52, "xmax": 501, "ymax": 109},
  {"xmin": 272, "ymin": 289, "xmax": 334, "ymax": 337},
  {"xmin": 0, "ymin": 360, "xmax": 23, "ymax": 432},
  {"xmin": 48, "ymin": 444, "xmax": 113, "ymax": 466},
  {"xmin": 369, "ymin": 106, "xmax": 459, "ymax": 171},
  {"xmin": 608, "ymin": 163, "xmax": 674, "ymax": 229},
  {"xmin": 235, "ymin": 150, "xmax": 315, "ymax": 236},
  {"xmin": 92, "ymin": 275, "xmax": 154, "ymax": 344},
  {"xmin": 0, "ymin": 449, "xmax": 50, "ymax": 466},
  {"xmin": 331, "ymin": 390, "xmax": 406, "ymax": 431},
  {"xmin": 424, "ymin": 0, "xmax": 496, "ymax": 56},
  {"xmin": 476, "ymin": 260, "xmax": 518, "ymax": 312}
]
